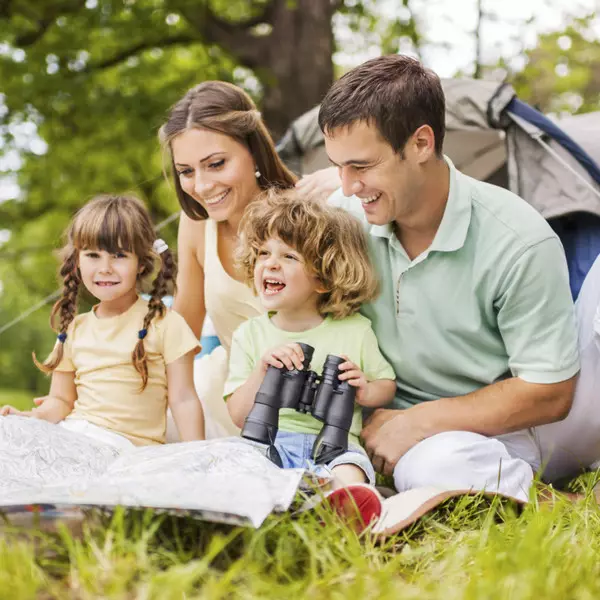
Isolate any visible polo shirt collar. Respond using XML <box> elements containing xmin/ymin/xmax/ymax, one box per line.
<box><xmin>368</xmin><ymin>156</ymin><xmax>472</xmax><ymax>254</ymax></box>
<box><xmin>429</xmin><ymin>156</ymin><xmax>472</xmax><ymax>253</ymax></box>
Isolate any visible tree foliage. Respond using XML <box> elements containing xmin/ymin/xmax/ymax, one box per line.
<box><xmin>509</xmin><ymin>14</ymin><xmax>600</xmax><ymax>115</ymax></box>
<box><xmin>0</xmin><ymin>0</ymin><xmax>368</xmax><ymax>391</ymax></box>
<box><xmin>0</xmin><ymin>1</ymin><xmax>597</xmax><ymax>393</ymax></box>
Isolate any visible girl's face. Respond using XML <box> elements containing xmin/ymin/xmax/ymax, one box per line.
<box><xmin>78</xmin><ymin>248</ymin><xmax>140</xmax><ymax>307</ymax></box>
<box><xmin>171</xmin><ymin>128</ymin><xmax>261</xmax><ymax>223</ymax></box>
<box><xmin>253</xmin><ymin>238</ymin><xmax>325</xmax><ymax>315</ymax></box>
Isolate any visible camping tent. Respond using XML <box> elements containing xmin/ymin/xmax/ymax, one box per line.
<box><xmin>558</xmin><ymin>111</ymin><xmax>600</xmax><ymax>170</ymax></box>
<box><xmin>276</xmin><ymin>80</ymin><xmax>600</xmax><ymax>298</ymax></box>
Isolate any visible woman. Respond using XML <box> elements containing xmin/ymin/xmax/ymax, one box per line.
<box><xmin>159</xmin><ymin>81</ymin><xmax>296</xmax><ymax>438</ymax></box>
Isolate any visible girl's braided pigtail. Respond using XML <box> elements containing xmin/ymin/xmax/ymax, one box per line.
<box><xmin>33</xmin><ymin>249</ymin><xmax>80</xmax><ymax>373</ymax></box>
<box><xmin>132</xmin><ymin>241</ymin><xmax>177</xmax><ymax>391</ymax></box>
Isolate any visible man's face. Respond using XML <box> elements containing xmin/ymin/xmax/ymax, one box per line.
<box><xmin>324</xmin><ymin>120</ymin><xmax>421</xmax><ymax>226</ymax></box>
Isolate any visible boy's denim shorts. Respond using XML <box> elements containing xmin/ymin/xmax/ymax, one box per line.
<box><xmin>273</xmin><ymin>431</ymin><xmax>375</xmax><ymax>484</ymax></box>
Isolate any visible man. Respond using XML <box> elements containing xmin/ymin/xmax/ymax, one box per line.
<box><xmin>317</xmin><ymin>55</ymin><xmax>582</xmax><ymax>502</ymax></box>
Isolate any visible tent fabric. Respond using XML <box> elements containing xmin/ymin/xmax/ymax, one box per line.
<box><xmin>505</xmin><ymin>112</ymin><xmax>600</xmax><ymax>220</ymax></box>
<box><xmin>549</xmin><ymin>213</ymin><xmax>600</xmax><ymax>299</ymax></box>
<box><xmin>558</xmin><ymin>112</ymin><xmax>600</xmax><ymax>167</ymax></box>
<box><xmin>507</xmin><ymin>98</ymin><xmax>600</xmax><ymax>186</ymax></box>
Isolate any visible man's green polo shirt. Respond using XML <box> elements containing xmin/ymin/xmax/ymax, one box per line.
<box><xmin>329</xmin><ymin>158</ymin><xmax>580</xmax><ymax>409</ymax></box>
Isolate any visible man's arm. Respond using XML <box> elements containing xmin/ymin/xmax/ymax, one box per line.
<box><xmin>362</xmin><ymin>375</ymin><xmax>576</xmax><ymax>475</ymax></box>
<box><xmin>363</xmin><ymin>235</ymin><xmax>580</xmax><ymax>476</ymax></box>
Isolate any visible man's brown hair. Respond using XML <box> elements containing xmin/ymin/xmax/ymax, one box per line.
<box><xmin>318</xmin><ymin>54</ymin><xmax>445</xmax><ymax>157</ymax></box>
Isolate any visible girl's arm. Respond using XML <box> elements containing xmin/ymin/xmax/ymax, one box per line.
<box><xmin>23</xmin><ymin>371</ymin><xmax>77</xmax><ymax>423</ymax></box>
<box><xmin>172</xmin><ymin>215</ymin><xmax>207</xmax><ymax>339</ymax></box>
<box><xmin>166</xmin><ymin>350</ymin><xmax>205</xmax><ymax>441</ymax></box>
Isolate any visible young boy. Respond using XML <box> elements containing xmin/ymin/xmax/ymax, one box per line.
<box><xmin>224</xmin><ymin>189</ymin><xmax>396</xmax><ymax>528</ymax></box>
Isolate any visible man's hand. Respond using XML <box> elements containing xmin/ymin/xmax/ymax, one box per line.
<box><xmin>361</xmin><ymin>408</ymin><xmax>428</xmax><ymax>476</ymax></box>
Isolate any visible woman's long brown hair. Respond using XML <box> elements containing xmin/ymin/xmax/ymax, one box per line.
<box><xmin>159</xmin><ymin>80</ymin><xmax>296</xmax><ymax>220</ymax></box>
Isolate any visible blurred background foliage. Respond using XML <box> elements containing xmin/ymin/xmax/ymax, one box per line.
<box><xmin>0</xmin><ymin>0</ymin><xmax>598</xmax><ymax>394</ymax></box>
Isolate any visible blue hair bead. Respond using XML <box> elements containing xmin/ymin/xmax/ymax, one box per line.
<box><xmin>57</xmin><ymin>332</ymin><xmax>67</xmax><ymax>343</ymax></box>
<box><xmin>138</xmin><ymin>328</ymin><xmax>148</xmax><ymax>340</ymax></box>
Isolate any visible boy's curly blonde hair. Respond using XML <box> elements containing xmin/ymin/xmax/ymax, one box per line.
<box><xmin>237</xmin><ymin>188</ymin><xmax>379</xmax><ymax>319</ymax></box>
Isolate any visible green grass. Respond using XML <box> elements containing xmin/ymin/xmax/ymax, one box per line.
<box><xmin>1</xmin><ymin>478</ymin><xmax>600</xmax><ymax>600</ymax></box>
<box><xmin>0</xmin><ymin>388</ymin><xmax>35</xmax><ymax>411</ymax></box>
<box><xmin>0</xmin><ymin>391</ymin><xmax>598</xmax><ymax>598</ymax></box>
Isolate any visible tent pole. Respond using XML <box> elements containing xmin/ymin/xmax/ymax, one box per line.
<box><xmin>509</xmin><ymin>114</ymin><xmax>600</xmax><ymax>201</ymax></box>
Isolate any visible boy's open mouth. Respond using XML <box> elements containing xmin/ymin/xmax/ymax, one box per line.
<box><xmin>263</xmin><ymin>278</ymin><xmax>286</xmax><ymax>295</ymax></box>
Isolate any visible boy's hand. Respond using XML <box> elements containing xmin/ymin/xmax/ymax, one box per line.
<box><xmin>0</xmin><ymin>405</ymin><xmax>32</xmax><ymax>417</ymax></box>
<box><xmin>338</xmin><ymin>356</ymin><xmax>368</xmax><ymax>404</ymax></box>
<box><xmin>259</xmin><ymin>343</ymin><xmax>306</xmax><ymax>372</ymax></box>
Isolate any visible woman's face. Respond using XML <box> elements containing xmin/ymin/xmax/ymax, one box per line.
<box><xmin>171</xmin><ymin>128</ymin><xmax>261</xmax><ymax>222</ymax></box>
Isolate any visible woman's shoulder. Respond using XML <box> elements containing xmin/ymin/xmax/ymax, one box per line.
<box><xmin>178</xmin><ymin>214</ymin><xmax>210</xmax><ymax>268</ymax></box>
<box><xmin>179</xmin><ymin>213</ymin><xmax>209</xmax><ymax>248</ymax></box>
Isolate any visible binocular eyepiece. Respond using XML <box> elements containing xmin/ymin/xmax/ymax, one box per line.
<box><xmin>241</xmin><ymin>343</ymin><xmax>356</xmax><ymax>466</ymax></box>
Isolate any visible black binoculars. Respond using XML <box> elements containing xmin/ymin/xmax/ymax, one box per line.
<box><xmin>241</xmin><ymin>343</ymin><xmax>356</xmax><ymax>467</ymax></box>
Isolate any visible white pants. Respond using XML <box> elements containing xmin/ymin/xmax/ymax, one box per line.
<box><xmin>394</xmin><ymin>255</ymin><xmax>600</xmax><ymax>502</ymax></box>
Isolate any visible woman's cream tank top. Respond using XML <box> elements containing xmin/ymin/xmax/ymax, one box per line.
<box><xmin>203</xmin><ymin>219</ymin><xmax>262</xmax><ymax>352</ymax></box>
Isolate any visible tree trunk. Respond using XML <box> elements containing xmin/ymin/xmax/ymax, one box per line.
<box><xmin>188</xmin><ymin>0</ymin><xmax>336</xmax><ymax>139</ymax></box>
<box><xmin>257</xmin><ymin>0</ymin><xmax>335</xmax><ymax>138</ymax></box>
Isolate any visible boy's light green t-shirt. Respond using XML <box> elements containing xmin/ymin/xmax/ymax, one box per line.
<box><xmin>224</xmin><ymin>313</ymin><xmax>395</xmax><ymax>446</ymax></box>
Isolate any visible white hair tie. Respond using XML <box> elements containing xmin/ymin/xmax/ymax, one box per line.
<box><xmin>153</xmin><ymin>238</ymin><xmax>169</xmax><ymax>254</ymax></box>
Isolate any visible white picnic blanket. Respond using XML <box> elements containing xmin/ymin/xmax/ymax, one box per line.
<box><xmin>0</xmin><ymin>416</ymin><xmax>304</xmax><ymax>527</ymax></box>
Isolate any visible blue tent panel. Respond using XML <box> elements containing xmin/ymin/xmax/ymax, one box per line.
<box><xmin>549</xmin><ymin>213</ymin><xmax>600</xmax><ymax>300</ymax></box>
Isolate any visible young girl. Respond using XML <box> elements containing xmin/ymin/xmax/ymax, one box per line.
<box><xmin>224</xmin><ymin>189</ymin><xmax>396</xmax><ymax>526</ymax></box>
<box><xmin>0</xmin><ymin>194</ymin><xmax>205</xmax><ymax>448</ymax></box>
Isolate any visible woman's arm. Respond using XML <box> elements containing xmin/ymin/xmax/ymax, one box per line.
<box><xmin>295</xmin><ymin>167</ymin><xmax>341</xmax><ymax>203</ymax></box>
<box><xmin>166</xmin><ymin>350</ymin><xmax>205</xmax><ymax>441</ymax></box>
<box><xmin>172</xmin><ymin>215</ymin><xmax>207</xmax><ymax>339</ymax></box>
